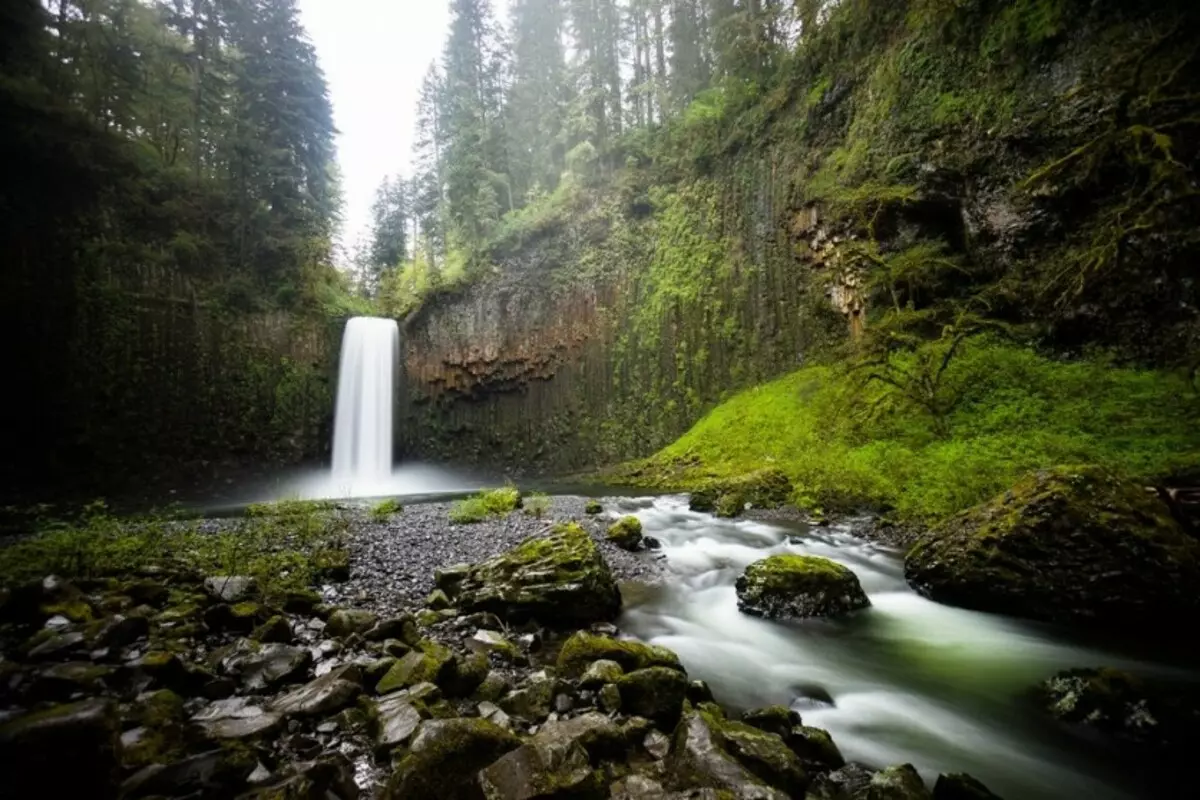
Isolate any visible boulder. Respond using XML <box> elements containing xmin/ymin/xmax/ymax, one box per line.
<box><xmin>120</xmin><ymin>746</ymin><xmax>258</xmax><ymax>798</ymax></box>
<box><xmin>91</xmin><ymin>614</ymin><xmax>150</xmax><ymax>648</ymax></box>
<box><xmin>366</xmin><ymin>614</ymin><xmax>421</xmax><ymax>645</ymax></box>
<box><xmin>904</xmin><ymin>466</ymin><xmax>1200</xmax><ymax>628</ymax></box>
<box><xmin>214</xmin><ymin>640</ymin><xmax>312</xmax><ymax>691</ymax></box>
<box><xmin>500</xmin><ymin>673</ymin><xmax>559</xmax><ymax>722</ymax></box>
<box><xmin>788</xmin><ymin>725</ymin><xmax>845</xmax><ymax>773</ymax></box>
<box><xmin>1035</xmin><ymin>667</ymin><xmax>1200</xmax><ymax>751</ymax></box>
<box><xmin>556</xmin><ymin>631</ymin><xmax>683</xmax><ymax>677</ymax></box>
<box><xmin>373</xmin><ymin>693</ymin><xmax>426</xmax><ymax>753</ymax></box>
<box><xmin>617</xmin><ymin>667</ymin><xmax>689</xmax><ymax>728</ymax></box>
<box><xmin>250</xmin><ymin>615</ymin><xmax>293</xmax><ymax>644</ymax></box>
<box><xmin>444</xmin><ymin>523</ymin><xmax>621</xmax><ymax>627</ymax></box>
<box><xmin>382</xmin><ymin>718</ymin><xmax>522</xmax><ymax>799</ymax></box>
<box><xmin>479</xmin><ymin>738</ymin><xmax>603</xmax><ymax>800</ymax></box>
<box><xmin>204</xmin><ymin>576</ymin><xmax>258</xmax><ymax>603</ymax></box>
<box><xmin>192</xmin><ymin>698</ymin><xmax>283</xmax><ymax>740</ymax></box>
<box><xmin>270</xmin><ymin>667</ymin><xmax>363</xmax><ymax>717</ymax></box>
<box><xmin>864</xmin><ymin>764</ymin><xmax>932</xmax><ymax>800</ymax></box>
<box><xmin>808</xmin><ymin>763</ymin><xmax>876</xmax><ymax>800</ymax></box>
<box><xmin>741</xmin><ymin>706</ymin><xmax>801</xmax><ymax>739</ymax></box>
<box><xmin>535</xmin><ymin>711</ymin><xmax>625</xmax><ymax>760</ymax></box>
<box><xmin>579</xmin><ymin>658</ymin><xmax>624</xmax><ymax>689</ymax></box>
<box><xmin>720</xmin><ymin>719</ymin><xmax>808</xmax><ymax>797</ymax></box>
<box><xmin>932</xmin><ymin>772</ymin><xmax>1002</xmax><ymax>800</ymax></box>
<box><xmin>29</xmin><ymin>662</ymin><xmax>113</xmax><ymax>700</ymax></box>
<box><xmin>0</xmin><ymin>698</ymin><xmax>121</xmax><ymax>799</ymax></box>
<box><xmin>242</xmin><ymin>753</ymin><xmax>359</xmax><ymax>799</ymax></box>
<box><xmin>467</xmin><ymin>629</ymin><xmax>523</xmax><ymax>661</ymax></box>
<box><xmin>607</xmin><ymin>516</ymin><xmax>644</xmax><ymax>550</ymax></box>
<box><xmin>668</xmin><ymin>709</ymin><xmax>791</xmax><ymax>799</ymax></box>
<box><xmin>736</xmin><ymin>555</ymin><xmax>870</xmax><ymax>619</ymax></box>
<box><xmin>326</xmin><ymin>608</ymin><xmax>379</xmax><ymax>638</ymax></box>
<box><xmin>376</xmin><ymin>641</ymin><xmax>456</xmax><ymax>694</ymax></box>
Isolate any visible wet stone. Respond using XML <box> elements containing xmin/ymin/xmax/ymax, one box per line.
<box><xmin>204</xmin><ymin>575</ymin><xmax>257</xmax><ymax>603</ymax></box>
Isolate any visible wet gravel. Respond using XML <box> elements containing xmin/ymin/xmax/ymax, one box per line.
<box><xmin>330</xmin><ymin>495</ymin><xmax>668</xmax><ymax>615</ymax></box>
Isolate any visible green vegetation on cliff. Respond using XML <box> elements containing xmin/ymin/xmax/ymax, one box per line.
<box><xmin>621</xmin><ymin>338</ymin><xmax>1200</xmax><ymax>520</ymax></box>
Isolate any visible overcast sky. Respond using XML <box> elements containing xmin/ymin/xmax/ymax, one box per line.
<box><xmin>297</xmin><ymin>0</ymin><xmax>452</xmax><ymax>262</ymax></box>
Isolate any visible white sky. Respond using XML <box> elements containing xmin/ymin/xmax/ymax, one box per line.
<box><xmin>297</xmin><ymin>0</ymin><xmax>452</xmax><ymax>262</ymax></box>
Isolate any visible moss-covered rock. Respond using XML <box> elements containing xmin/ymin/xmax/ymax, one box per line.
<box><xmin>865</xmin><ymin>764</ymin><xmax>933</xmax><ymax>800</ymax></box>
<box><xmin>688</xmin><ymin>469</ymin><xmax>793</xmax><ymax>518</ymax></box>
<box><xmin>325</xmin><ymin>607</ymin><xmax>378</xmax><ymax>638</ymax></box>
<box><xmin>479</xmin><ymin>737</ymin><xmax>603</xmax><ymax>800</ymax></box>
<box><xmin>382</xmin><ymin>718</ymin><xmax>522</xmax><ymax>799</ymax></box>
<box><xmin>376</xmin><ymin>641</ymin><xmax>456</xmax><ymax>695</ymax></box>
<box><xmin>0</xmin><ymin>698</ymin><xmax>121</xmax><ymax>799</ymax></box>
<box><xmin>904</xmin><ymin>466</ymin><xmax>1200</xmax><ymax>628</ymax></box>
<box><xmin>250</xmin><ymin>615</ymin><xmax>293</xmax><ymax>644</ymax></box>
<box><xmin>741</xmin><ymin>706</ymin><xmax>801</xmax><ymax>739</ymax></box>
<box><xmin>787</xmin><ymin>725</ymin><xmax>845</xmax><ymax>774</ymax></box>
<box><xmin>616</xmin><ymin>667</ymin><xmax>689</xmax><ymax>728</ymax></box>
<box><xmin>932</xmin><ymin>772</ymin><xmax>1002</xmax><ymax>800</ymax></box>
<box><xmin>579</xmin><ymin>658</ymin><xmax>624</xmax><ymax>689</ymax></box>
<box><xmin>667</xmin><ymin>709</ymin><xmax>791</xmax><ymax>799</ymax></box>
<box><xmin>556</xmin><ymin>631</ymin><xmax>683</xmax><ymax>677</ymax></box>
<box><xmin>1034</xmin><ymin>666</ymin><xmax>1200</xmax><ymax>751</ymax></box>
<box><xmin>445</xmin><ymin>523</ymin><xmax>621</xmax><ymax>627</ymax></box>
<box><xmin>719</xmin><ymin>718</ymin><xmax>808</xmax><ymax>797</ymax></box>
<box><xmin>499</xmin><ymin>673</ymin><xmax>559</xmax><ymax>722</ymax></box>
<box><xmin>606</xmin><ymin>516</ymin><xmax>644</xmax><ymax>550</ymax></box>
<box><xmin>584</xmin><ymin>500</ymin><xmax>603</xmax><ymax>514</ymax></box>
<box><xmin>736</xmin><ymin>554</ymin><xmax>870</xmax><ymax>619</ymax></box>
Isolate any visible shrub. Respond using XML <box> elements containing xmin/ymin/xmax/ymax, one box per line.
<box><xmin>369</xmin><ymin>498</ymin><xmax>403</xmax><ymax>522</ymax></box>
<box><xmin>449</xmin><ymin>485</ymin><xmax>523</xmax><ymax>524</ymax></box>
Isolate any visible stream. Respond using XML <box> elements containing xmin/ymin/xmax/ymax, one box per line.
<box><xmin>613</xmin><ymin>495</ymin><xmax>1189</xmax><ymax>800</ymax></box>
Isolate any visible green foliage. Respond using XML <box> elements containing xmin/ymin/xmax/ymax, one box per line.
<box><xmin>369</xmin><ymin>498</ymin><xmax>403</xmax><ymax>521</ymax></box>
<box><xmin>449</xmin><ymin>485</ymin><xmax>523</xmax><ymax>524</ymax></box>
<box><xmin>0</xmin><ymin>499</ymin><xmax>349</xmax><ymax>598</ymax></box>
<box><xmin>625</xmin><ymin>338</ymin><xmax>1200</xmax><ymax>521</ymax></box>
<box><xmin>523</xmin><ymin>492</ymin><xmax>551</xmax><ymax>518</ymax></box>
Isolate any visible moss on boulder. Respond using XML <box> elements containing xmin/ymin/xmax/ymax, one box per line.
<box><xmin>606</xmin><ymin>516</ymin><xmax>643</xmax><ymax>550</ymax></box>
<box><xmin>376</xmin><ymin>641</ymin><xmax>456</xmax><ymax>695</ymax></box>
<box><xmin>736</xmin><ymin>555</ymin><xmax>870</xmax><ymax>618</ymax></box>
<box><xmin>445</xmin><ymin>523</ymin><xmax>621</xmax><ymax>627</ymax></box>
<box><xmin>904</xmin><ymin>466</ymin><xmax>1200</xmax><ymax>628</ymax></box>
<box><xmin>556</xmin><ymin>631</ymin><xmax>683</xmax><ymax>677</ymax></box>
<box><xmin>382</xmin><ymin>718</ymin><xmax>521</xmax><ymax>799</ymax></box>
<box><xmin>617</xmin><ymin>667</ymin><xmax>689</xmax><ymax>727</ymax></box>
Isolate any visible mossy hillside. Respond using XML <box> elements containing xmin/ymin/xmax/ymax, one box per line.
<box><xmin>619</xmin><ymin>338</ymin><xmax>1200</xmax><ymax>522</ymax></box>
<box><xmin>0</xmin><ymin>499</ymin><xmax>349</xmax><ymax>601</ymax></box>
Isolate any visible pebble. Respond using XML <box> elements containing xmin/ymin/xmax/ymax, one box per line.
<box><xmin>335</xmin><ymin>495</ymin><xmax>666</xmax><ymax>615</ymax></box>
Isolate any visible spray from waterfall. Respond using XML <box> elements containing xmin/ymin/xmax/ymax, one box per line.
<box><xmin>332</xmin><ymin>317</ymin><xmax>399</xmax><ymax>490</ymax></box>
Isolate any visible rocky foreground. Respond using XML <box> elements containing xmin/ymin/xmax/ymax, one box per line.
<box><xmin>0</xmin><ymin>497</ymin><xmax>1004</xmax><ymax>800</ymax></box>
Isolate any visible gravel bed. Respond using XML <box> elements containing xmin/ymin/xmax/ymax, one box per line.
<box><xmin>330</xmin><ymin>495</ymin><xmax>667</xmax><ymax>615</ymax></box>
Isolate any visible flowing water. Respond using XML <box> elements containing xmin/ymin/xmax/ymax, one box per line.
<box><xmin>616</xmin><ymin>495</ymin><xmax>1191</xmax><ymax>799</ymax></box>
<box><xmin>332</xmin><ymin>317</ymin><xmax>400</xmax><ymax>494</ymax></box>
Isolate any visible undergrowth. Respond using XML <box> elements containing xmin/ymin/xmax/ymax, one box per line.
<box><xmin>621</xmin><ymin>338</ymin><xmax>1200</xmax><ymax>521</ymax></box>
<box><xmin>449</xmin><ymin>485</ymin><xmax>523</xmax><ymax>524</ymax></box>
<box><xmin>0</xmin><ymin>498</ymin><xmax>349</xmax><ymax>599</ymax></box>
<box><xmin>368</xmin><ymin>498</ymin><xmax>403</xmax><ymax>521</ymax></box>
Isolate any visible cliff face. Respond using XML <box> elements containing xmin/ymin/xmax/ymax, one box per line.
<box><xmin>404</xmin><ymin>0</ymin><xmax>1199</xmax><ymax>474</ymax></box>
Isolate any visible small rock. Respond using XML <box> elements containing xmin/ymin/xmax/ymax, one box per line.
<box><xmin>250</xmin><ymin>615</ymin><xmax>293</xmax><ymax>644</ymax></box>
<box><xmin>28</xmin><ymin>631</ymin><xmax>86</xmax><ymax>660</ymax></box>
<box><xmin>644</xmin><ymin>729</ymin><xmax>670</xmax><ymax>759</ymax></box>
<box><xmin>478</xmin><ymin>738</ymin><xmax>601</xmax><ymax>800</ymax></box>
<box><xmin>373</xmin><ymin>693</ymin><xmax>425</xmax><ymax>752</ymax></box>
<box><xmin>44</xmin><ymin>614</ymin><xmax>72</xmax><ymax>631</ymax></box>
<box><xmin>192</xmin><ymin>698</ymin><xmax>283</xmax><ymax>740</ymax></box>
<box><xmin>617</xmin><ymin>667</ymin><xmax>688</xmax><ymax>727</ymax></box>
<box><xmin>204</xmin><ymin>575</ymin><xmax>257</xmax><ymax>603</ymax></box>
<box><xmin>580</xmin><ymin>659</ymin><xmax>623</xmax><ymax>689</ymax></box>
<box><xmin>426</xmin><ymin>589</ymin><xmax>452</xmax><ymax>610</ymax></box>
<box><xmin>214</xmin><ymin>640</ymin><xmax>312</xmax><ymax>691</ymax></box>
<box><xmin>554</xmin><ymin>693</ymin><xmax>573</xmax><ymax>714</ymax></box>
<box><xmin>271</xmin><ymin>666</ymin><xmax>363</xmax><ymax>717</ymax></box>
<box><xmin>382</xmin><ymin>718</ymin><xmax>521</xmax><ymax>799</ymax></box>
<box><xmin>599</xmin><ymin>683</ymin><xmax>621</xmax><ymax>713</ymax></box>
<box><xmin>326</xmin><ymin>608</ymin><xmax>378</xmax><ymax>639</ymax></box>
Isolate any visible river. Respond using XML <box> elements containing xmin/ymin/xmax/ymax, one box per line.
<box><xmin>614</xmin><ymin>495</ymin><xmax>1190</xmax><ymax>799</ymax></box>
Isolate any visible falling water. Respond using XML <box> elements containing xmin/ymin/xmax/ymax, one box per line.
<box><xmin>332</xmin><ymin>317</ymin><xmax>399</xmax><ymax>490</ymax></box>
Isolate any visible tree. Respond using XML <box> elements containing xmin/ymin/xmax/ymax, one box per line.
<box><xmin>506</xmin><ymin>0</ymin><xmax>569</xmax><ymax>200</ymax></box>
<box><xmin>366</xmin><ymin>176</ymin><xmax>409</xmax><ymax>289</ymax></box>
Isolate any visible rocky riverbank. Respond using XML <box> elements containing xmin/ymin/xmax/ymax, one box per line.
<box><xmin>0</xmin><ymin>494</ymin><xmax>1008</xmax><ymax>799</ymax></box>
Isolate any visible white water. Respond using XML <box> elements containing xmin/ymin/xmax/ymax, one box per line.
<box><xmin>331</xmin><ymin>317</ymin><xmax>400</xmax><ymax>494</ymax></box>
<box><xmin>614</xmin><ymin>496</ymin><xmax>1190</xmax><ymax>799</ymax></box>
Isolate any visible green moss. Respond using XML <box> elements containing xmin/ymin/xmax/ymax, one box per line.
<box><xmin>449</xmin><ymin>485</ymin><xmax>522</xmax><ymax>524</ymax></box>
<box><xmin>556</xmin><ymin>631</ymin><xmax>683</xmax><ymax>677</ymax></box>
<box><xmin>606</xmin><ymin>516</ymin><xmax>643</xmax><ymax>549</ymax></box>
<box><xmin>617</xmin><ymin>338</ymin><xmax>1200</xmax><ymax>522</ymax></box>
<box><xmin>584</xmin><ymin>500</ymin><xmax>603</xmax><ymax>515</ymax></box>
<box><xmin>369</xmin><ymin>499</ymin><xmax>403</xmax><ymax>522</ymax></box>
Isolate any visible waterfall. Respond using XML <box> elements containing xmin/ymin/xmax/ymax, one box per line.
<box><xmin>332</xmin><ymin>316</ymin><xmax>399</xmax><ymax>489</ymax></box>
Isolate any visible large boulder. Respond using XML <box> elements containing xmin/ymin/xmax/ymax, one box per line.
<box><xmin>616</xmin><ymin>667</ymin><xmax>689</xmax><ymax>728</ymax></box>
<box><xmin>736</xmin><ymin>555</ymin><xmax>870</xmax><ymax>619</ymax></box>
<box><xmin>904</xmin><ymin>466</ymin><xmax>1200</xmax><ymax>628</ymax></box>
<box><xmin>667</xmin><ymin>709</ymin><xmax>794</xmax><ymax>799</ymax></box>
<box><xmin>382</xmin><ymin>718</ymin><xmax>522</xmax><ymax>799</ymax></box>
<box><xmin>478</xmin><ymin>738</ymin><xmax>603</xmax><ymax>800</ymax></box>
<box><xmin>0</xmin><ymin>698</ymin><xmax>122</xmax><ymax>799</ymax></box>
<box><xmin>443</xmin><ymin>523</ymin><xmax>621</xmax><ymax>627</ymax></box>
<box><xmin>1035</xmin><ymin>667</ymin><xmax>1200</xmax><ymax>751</ymax></box>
